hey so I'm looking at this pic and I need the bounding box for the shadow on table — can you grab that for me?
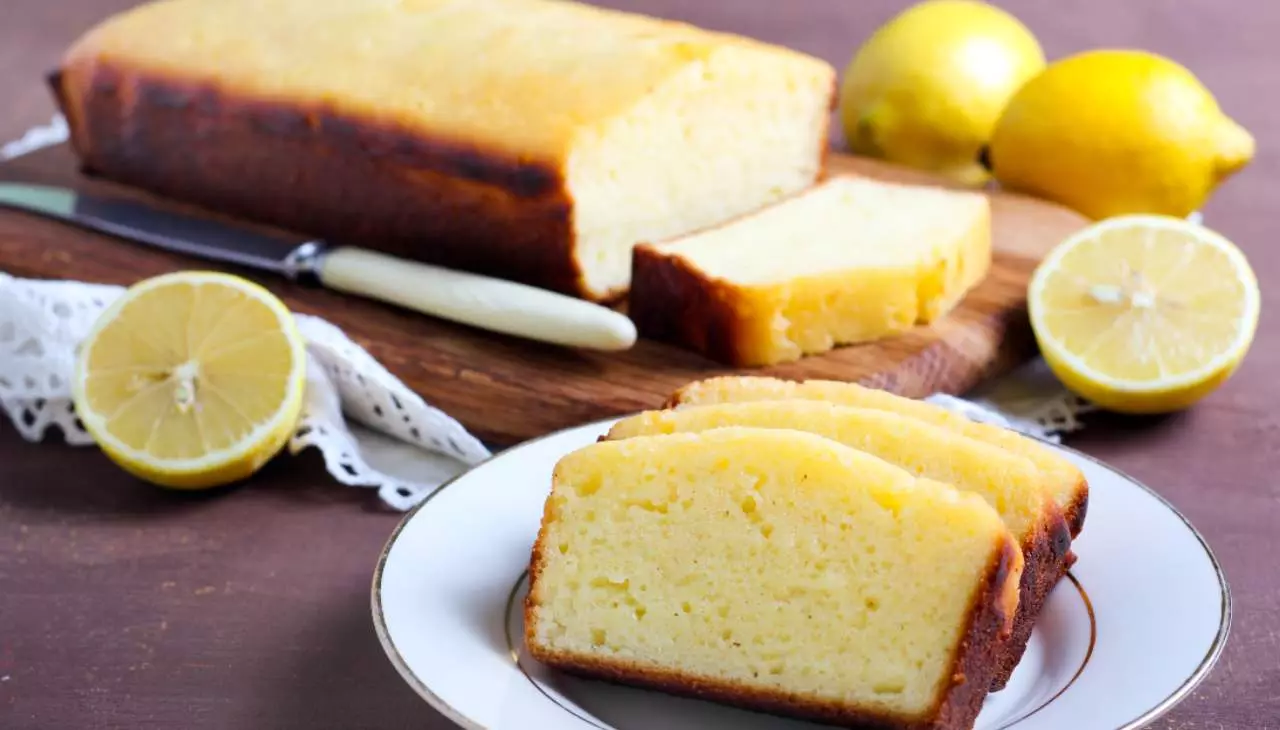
[0,429,233,515]
[0,425,392,516]
[1065,408,1193,451]
[238,582,454,729]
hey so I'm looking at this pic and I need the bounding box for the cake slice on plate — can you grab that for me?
[606,400,1072,690]
[525,427,1022,729]
[628,176,991,365]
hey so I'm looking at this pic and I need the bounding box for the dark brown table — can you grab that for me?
[2,1,1278,727]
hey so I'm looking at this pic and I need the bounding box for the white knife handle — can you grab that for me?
[316,247,637,351]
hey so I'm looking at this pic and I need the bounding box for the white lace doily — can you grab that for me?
[926,359,1097,443]
[0,115,1094,510]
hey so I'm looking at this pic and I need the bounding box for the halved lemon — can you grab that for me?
[71,272,307,489]
[1028,215,1260,414]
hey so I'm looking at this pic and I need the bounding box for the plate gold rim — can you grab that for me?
[370,417,1232,730]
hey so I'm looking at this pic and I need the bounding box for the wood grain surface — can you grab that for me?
[0,145,1086,444]
[2,1,1279,729]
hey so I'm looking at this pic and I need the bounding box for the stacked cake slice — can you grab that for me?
[525,377,1088,729]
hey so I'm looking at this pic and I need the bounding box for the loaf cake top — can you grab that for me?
[64,0,834,162]
[528,427,1020,721]
[643,175,989,285]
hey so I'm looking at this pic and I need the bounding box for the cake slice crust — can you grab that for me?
[526,428,1022,728]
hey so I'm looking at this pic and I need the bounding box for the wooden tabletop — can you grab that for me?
[2,1,1278,728]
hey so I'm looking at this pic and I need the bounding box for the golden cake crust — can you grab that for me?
[50,63,593,297]
[525,515,1021,730]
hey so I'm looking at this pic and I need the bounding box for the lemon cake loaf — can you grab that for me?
[669,376,1089,538]
[607,400,1072,690]
[629,176,991,365]
[53,0,836,301]
[526,427,1022,729]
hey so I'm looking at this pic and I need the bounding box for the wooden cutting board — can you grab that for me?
[0,145,1087,446]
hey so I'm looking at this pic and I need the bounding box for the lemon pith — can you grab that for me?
[71,271,307,489]
[1028,216,1259,414]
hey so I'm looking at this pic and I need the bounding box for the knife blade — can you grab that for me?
[0,183,637,351]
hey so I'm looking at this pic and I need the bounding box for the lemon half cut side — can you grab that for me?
[71,271,307,489]
[1028,215,1260,414]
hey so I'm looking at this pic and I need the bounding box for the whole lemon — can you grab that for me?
[839,0,1045,185]
[988,49,1254,219]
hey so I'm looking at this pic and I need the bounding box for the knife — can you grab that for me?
[0,183,638,351]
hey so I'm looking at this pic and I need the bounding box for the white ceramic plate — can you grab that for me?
[373,418,1229,730]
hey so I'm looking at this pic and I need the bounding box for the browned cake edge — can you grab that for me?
[628,167,855,369]
[49,60,598,297]
[629,242,761,366]
[524,520,1019,730]
[1062,477,1090,539]
[989,506,1073,691]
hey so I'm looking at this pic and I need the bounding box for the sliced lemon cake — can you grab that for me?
[55,0,836,301]
[526,427,1022,729]
[669,376,1088,537]
[607,400,1071,690]
[628,176,991,365]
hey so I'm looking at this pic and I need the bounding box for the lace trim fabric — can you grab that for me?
[926,360,1097,444]
[0,115,1094,510]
